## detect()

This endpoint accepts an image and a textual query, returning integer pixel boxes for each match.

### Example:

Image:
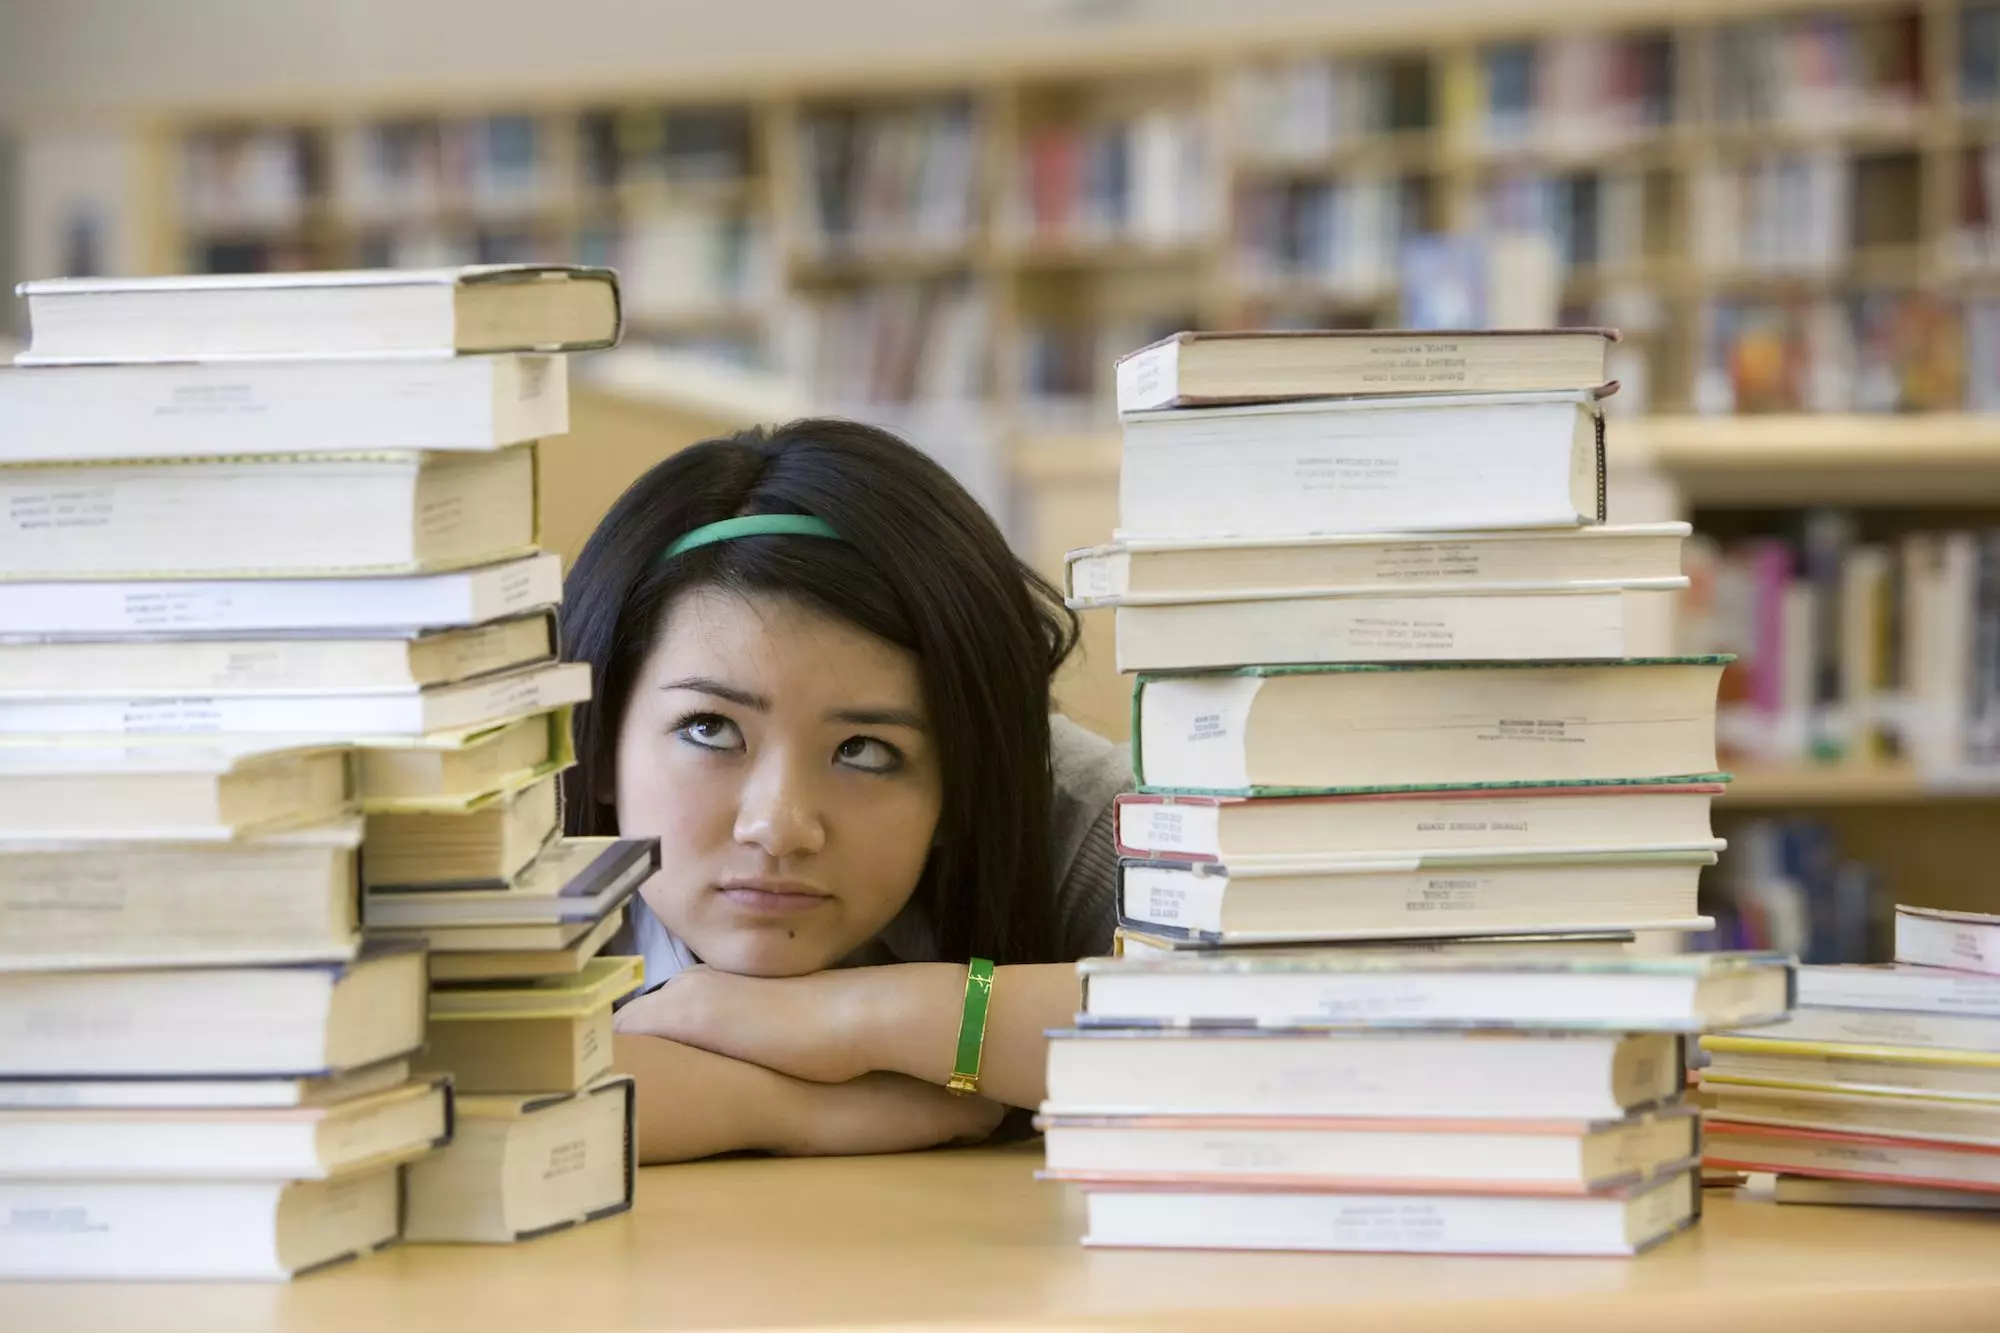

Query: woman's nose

[731,750,828,859]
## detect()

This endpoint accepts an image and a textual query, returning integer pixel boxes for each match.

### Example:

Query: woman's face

[612,587,944,977]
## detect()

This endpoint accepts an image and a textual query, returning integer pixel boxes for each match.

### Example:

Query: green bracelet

[946,958,995,1095]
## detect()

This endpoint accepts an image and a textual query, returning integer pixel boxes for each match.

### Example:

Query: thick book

[356,706,573,811]
[364,836,657,928]
[0,1057,412,1110]
[15,264,622,363]
[0,818,362,971]
[0,740,351,840]
[360,773,560,889]
[1704,1121,2000,1194]
[1700,1082,2000,1147]
[416,956,642,1095]
[1114,926,1637,961]
[1773,1175,2000,1209]
[422,905,629,982]
[403,1074,635,1243]
[0,552,562,637]
[0,611,556,697]
[1744,1004,2000,1055]
[1113,782,1724,863]
[1797,963,2000,1016]
[1117,850,1716,944]
[1041,1105,1697,1195]
[1108,586,1680,672]
[0,660,591,739]
[1079,1167,1698,1256]
[0,353,566,461]
[1065,523,1690,606]
[0,1164,402,1281]
[1077,950,1791,1031]
[0,1076,452,1179]
[1132,658,1728,794]
[381,902,626,959]
[0,446,537,580]
[0,939,427,1077]
[1043,1029,1684,1119]
[1117,389,1607,541]
[1113,328,1619,411]
[1896,905,2000,976]
[1700,1035,2000,1102]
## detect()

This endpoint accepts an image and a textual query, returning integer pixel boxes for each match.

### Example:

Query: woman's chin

[686,930,841,978]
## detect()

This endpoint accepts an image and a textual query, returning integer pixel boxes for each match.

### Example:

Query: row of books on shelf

[1696,294,1972,415]
[1697,818,1884,964]
[1681,519,2000,770]
[1229,55,1433,163]
[1478,32,1674,149]
[577,104,755,190]
[780,279,988,405]
[1013,107,1215,247]
[797,100,979,251]
[0,264,654,1281]
[1712,9,1924,129]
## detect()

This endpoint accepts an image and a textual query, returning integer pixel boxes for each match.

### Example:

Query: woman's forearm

[846,962,1080,1109]
[613,1033,797,1164]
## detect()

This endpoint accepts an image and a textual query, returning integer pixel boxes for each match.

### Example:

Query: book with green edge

[1130,656,1733,794]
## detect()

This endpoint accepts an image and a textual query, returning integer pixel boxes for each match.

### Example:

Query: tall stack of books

[1700,903,2000,1210]
[0,264,638,1279]
[1044,327,1795,1256]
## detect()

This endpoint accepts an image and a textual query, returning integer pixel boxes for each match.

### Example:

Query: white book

[1080,1169,1697,1256]
[1773,1175,2000,1209]
[1737,1005,2000,1055]
[15,264,621,364]
[1110,586,1679,671]
[1117,390,1604,541]
[0,659,590,739]
[0,740,351,841]
[1897,905,2000,977]
[1702,1083,2000,1147]
[1795,963,2000,1017]
[0,1058,412,1110]
[0,818,363,971]
[1119,851,1716,943]
[0,1167,401,1281]
[0,942,427,1077]
[1064,523,1690,606]
[1044,1029,1683,1119]
[0,354,566,462]
[1041,1106,1699,1193]
[1077,950,1789,1031]
[0,552,561,636]
[1133,658,1726,793]
[0,1077,450,1179]
[0,447,536,580]
[0,611,555,696]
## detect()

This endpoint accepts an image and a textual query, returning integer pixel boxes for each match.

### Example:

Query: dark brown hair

[561,419,1079,965]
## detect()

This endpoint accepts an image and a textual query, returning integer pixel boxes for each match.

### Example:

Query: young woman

[561,418,1131,1163]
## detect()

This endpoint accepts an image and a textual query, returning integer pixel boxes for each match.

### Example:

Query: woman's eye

[835,736,902,774]
[675,713,743,752]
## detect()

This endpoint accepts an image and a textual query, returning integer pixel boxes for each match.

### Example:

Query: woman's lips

[716,882,831,916]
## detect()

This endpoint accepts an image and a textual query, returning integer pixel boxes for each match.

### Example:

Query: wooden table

[6,1144,2000,1332]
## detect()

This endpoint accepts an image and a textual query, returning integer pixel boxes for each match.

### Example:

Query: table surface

[7,1145,2000,1333]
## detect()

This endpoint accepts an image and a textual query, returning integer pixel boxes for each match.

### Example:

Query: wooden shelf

[1720,764,2000,806]
[1616,415,2000,503]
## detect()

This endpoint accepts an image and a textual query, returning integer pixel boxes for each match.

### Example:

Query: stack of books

[0,263,634,1280]
[1701,903,2000,1210]
[1045,326,1793,1256]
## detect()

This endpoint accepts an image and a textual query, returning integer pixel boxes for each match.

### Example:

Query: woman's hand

[613,967,870,1083]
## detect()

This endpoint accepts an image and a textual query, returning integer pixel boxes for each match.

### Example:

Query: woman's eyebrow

[660,676,770,711]
[828,705,928,731]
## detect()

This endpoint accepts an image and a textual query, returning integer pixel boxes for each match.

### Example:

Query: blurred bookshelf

[134,0,2000,945]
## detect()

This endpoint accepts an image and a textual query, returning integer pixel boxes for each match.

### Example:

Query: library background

[8,0,2000,1298]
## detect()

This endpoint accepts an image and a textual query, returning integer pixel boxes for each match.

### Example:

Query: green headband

[662,513,844,561]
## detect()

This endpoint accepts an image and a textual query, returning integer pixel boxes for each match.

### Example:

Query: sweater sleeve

[1055,800,1122,959]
